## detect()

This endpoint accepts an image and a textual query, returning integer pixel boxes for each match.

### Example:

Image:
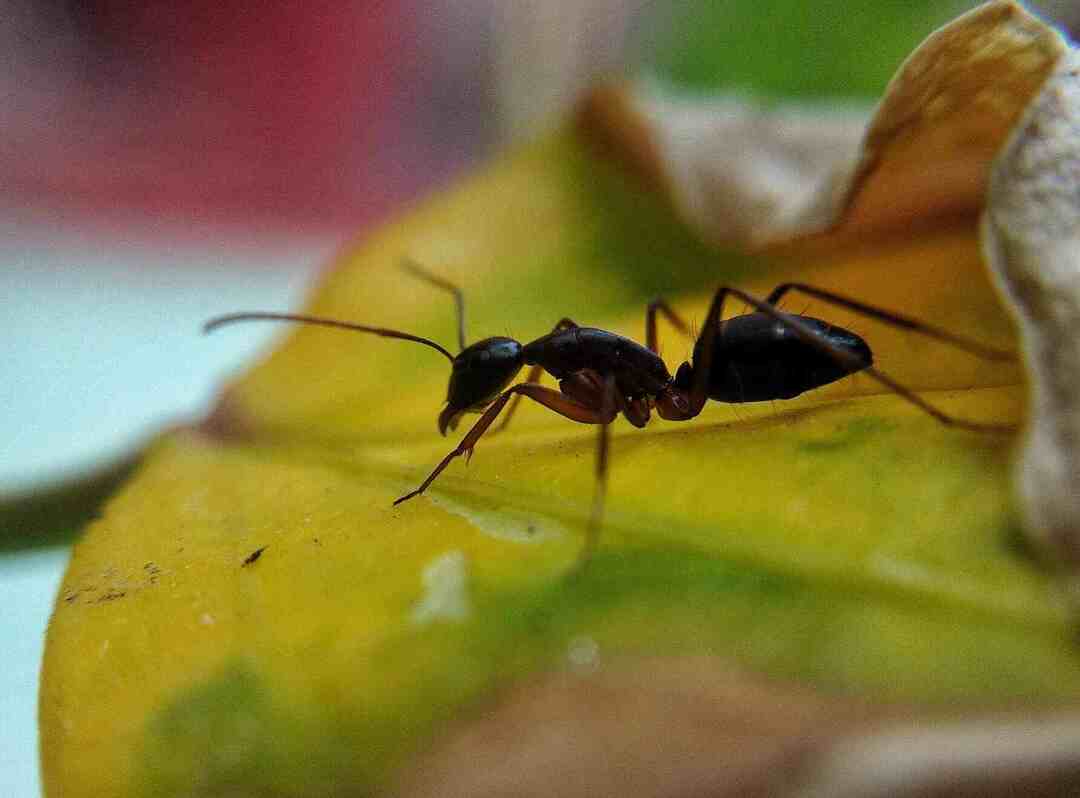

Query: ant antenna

[400,257,467,352]
[203,312,455,363]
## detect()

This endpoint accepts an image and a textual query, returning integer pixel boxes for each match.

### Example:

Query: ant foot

[393,489,422,506]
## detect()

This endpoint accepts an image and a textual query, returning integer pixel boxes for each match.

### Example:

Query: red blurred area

[4,0,479,237]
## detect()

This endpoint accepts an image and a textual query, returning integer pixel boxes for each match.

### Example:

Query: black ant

[205,260,1015,560]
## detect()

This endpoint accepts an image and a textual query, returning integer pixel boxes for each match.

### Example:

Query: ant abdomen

[685,314,873,403]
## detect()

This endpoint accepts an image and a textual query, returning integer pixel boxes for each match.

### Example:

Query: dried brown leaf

[397,658,1080,798]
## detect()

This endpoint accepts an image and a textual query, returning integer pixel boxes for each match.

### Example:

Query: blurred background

[2,1,1074,794]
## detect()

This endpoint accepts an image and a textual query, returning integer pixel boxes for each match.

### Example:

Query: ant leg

[683,286,741,417]
[764,283,1015,361]
[489,364,543,435]
[400,257,468,352]
[583,374,619,562]
[395,381,616,506]
[716,286,1015,432]
[202,312,454,363]
[646,299,692,354]
[491,317,581,435]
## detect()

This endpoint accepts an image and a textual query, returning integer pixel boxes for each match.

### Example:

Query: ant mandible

[205,259,1015,560]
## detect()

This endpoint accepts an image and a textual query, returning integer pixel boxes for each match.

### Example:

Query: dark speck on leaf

[242,546,267,567]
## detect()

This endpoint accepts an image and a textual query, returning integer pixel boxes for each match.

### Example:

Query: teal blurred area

[0,226,330,498]
[0,548,69,798]
[0,229,327,797]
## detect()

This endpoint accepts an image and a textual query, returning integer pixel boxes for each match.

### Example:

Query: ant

[205,259,1015,560]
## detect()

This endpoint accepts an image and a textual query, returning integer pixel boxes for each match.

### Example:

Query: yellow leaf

[41,128,1069,797]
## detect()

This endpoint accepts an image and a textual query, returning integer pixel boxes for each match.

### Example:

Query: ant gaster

[205,259,1015,560]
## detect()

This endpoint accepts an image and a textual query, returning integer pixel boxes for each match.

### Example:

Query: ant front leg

[395,378,614,507]
[764,283,1016,361]
[491,317,580,436]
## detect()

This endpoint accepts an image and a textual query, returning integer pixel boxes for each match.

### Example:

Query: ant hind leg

[764,282,1015,361]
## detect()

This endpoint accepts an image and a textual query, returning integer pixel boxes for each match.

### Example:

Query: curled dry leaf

[395,658,878,798]
[983,48,1080,581]
[580,83,871,248]
[836,0,1066,243]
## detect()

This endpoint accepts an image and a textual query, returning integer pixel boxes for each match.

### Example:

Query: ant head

[655,362,695,421]
[439,337,524,434]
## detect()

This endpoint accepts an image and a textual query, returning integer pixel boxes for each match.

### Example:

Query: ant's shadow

[556,400,858,458]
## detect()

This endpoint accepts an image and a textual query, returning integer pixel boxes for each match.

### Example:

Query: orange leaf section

[838,0,1065,240]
